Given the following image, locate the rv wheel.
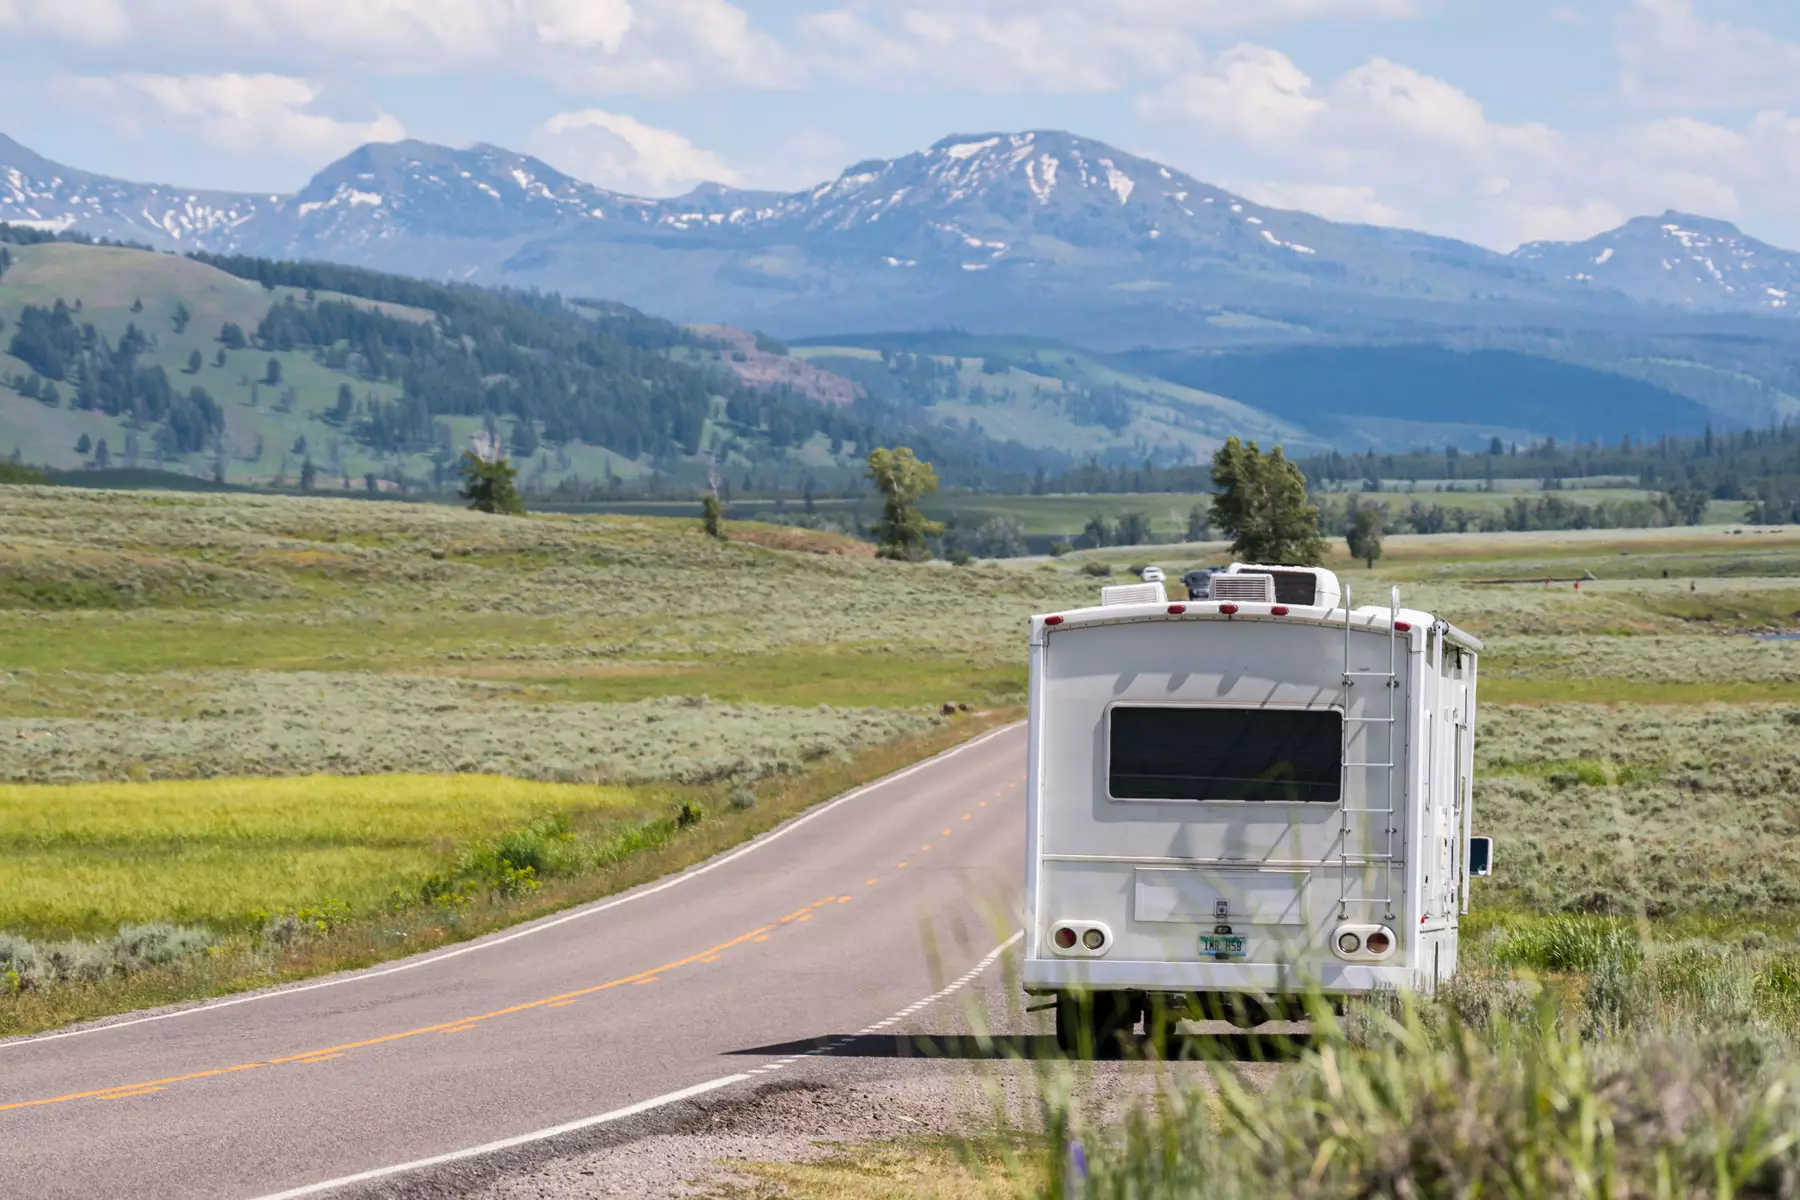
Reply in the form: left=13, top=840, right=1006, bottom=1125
left=1054, top=991, right=1139, bottom=1057
left=1198, top=993, right=1269, bottom=1030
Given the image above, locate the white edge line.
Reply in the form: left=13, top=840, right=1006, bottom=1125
left=244, top=1074, right=753, bottom=1200
left=248, top=929, right=1025, bottom=1200
left=4, top=723, right=1021, bottom=1052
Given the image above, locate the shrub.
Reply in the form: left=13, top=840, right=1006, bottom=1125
left=1488, top=916, right=1644, bottom=973
left=1062, top=989, right=1800, bottom=1198
left=729, top=787, right=757, bottom=811
left=1080, top=561, right=1112, bottom=577
left=0, top=923, right=216, bottom=989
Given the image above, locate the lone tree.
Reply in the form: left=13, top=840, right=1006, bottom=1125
left=1186, top=503, right=1211, bottom=543
left=867, top=446, right=943, bottom=561
left=459, top=430, right=526, bottom=515
left=702, top=456, right=726, bottom=539
left=299, top=456, right=317, bottom=491
left=1210, top=436, right=1324, bottom=565
left=1347, top=505, right=1384, bottom=567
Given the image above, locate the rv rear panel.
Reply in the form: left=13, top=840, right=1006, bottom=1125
left=1023, top=587, right=1480, bottom=1005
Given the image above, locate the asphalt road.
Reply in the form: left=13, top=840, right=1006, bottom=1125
left=0, top=723, right=1028, bottom=1200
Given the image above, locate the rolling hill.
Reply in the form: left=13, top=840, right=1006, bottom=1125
left=0, top=235, right=1060, bottom=485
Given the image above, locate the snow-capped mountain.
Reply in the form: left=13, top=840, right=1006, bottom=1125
left=0, top=132, right=281, bottom=246
left=5, top=129, right=1795, bottom=338
left=1511, top=212, right=1800, bottom=314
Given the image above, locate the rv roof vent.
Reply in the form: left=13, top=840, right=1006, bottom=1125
left=1210, top=573, right=1276, bottom=603
left=1101, top=581, right=1168, bottom=607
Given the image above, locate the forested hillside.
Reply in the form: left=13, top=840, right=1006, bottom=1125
left=0, top=231, right=1052, bottom=490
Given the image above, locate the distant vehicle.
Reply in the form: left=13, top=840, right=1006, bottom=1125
left=1180, top=567, right=1219, bottom=599
left=1140, top=566, right=1165, bottom=583
left=1022, top=564, right=1491, bottom=1051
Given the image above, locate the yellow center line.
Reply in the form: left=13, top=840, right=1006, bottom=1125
left=96, top=1088, right=164, bottom=1101
left=921, top=844, right=932, bottom=851
left=297, top=1054, right=344, bottom=1064
left=865, top=878, right=878, bottom=886
left=961, top=814, right=971, bottom=821
left=897, top=861, right=907, bottom=868
left=2, top=896, right=841, bottom=1115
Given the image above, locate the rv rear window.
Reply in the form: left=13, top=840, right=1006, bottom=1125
left=1108, top=706, right=1342, bottom=803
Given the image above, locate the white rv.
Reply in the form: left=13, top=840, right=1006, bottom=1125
left=1023, top=563, right=1491, bottom=1051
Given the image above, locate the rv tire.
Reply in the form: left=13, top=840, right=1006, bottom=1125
left=1054, top=990, right=1140, bottom=1057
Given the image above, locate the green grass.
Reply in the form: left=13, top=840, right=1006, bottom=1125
left=530, top=650, right=1025, bottom=709
left=0, top=774, right=637, bottom=938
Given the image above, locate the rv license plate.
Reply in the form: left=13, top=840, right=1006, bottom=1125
left=1198, top=935, right=1246, bottom=958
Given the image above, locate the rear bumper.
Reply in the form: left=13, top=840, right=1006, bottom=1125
left=1023, top=955, right=1420, bottom=996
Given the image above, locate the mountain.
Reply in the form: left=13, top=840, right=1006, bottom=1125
left=1512, top=212, right=1800, bottom=315
left=10, top=129, right=1800, bottom=451
left=0, top=129, right=1740, bottom=345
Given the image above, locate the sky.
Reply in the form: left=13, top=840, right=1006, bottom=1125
left=3, top=0, right=1800, bottom=251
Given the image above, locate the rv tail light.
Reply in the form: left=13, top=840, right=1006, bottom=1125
left=1218, top=603, right=1239, bottom=615
left=1394, top=621, right=1412, bottom=632
left=1044, top=615, right=1064, bottom=626
left=1167, top=604, right=1185, bottom=614
left=1271, top=605, right=1289, bottom=616
left=1337, top=932, right=1361, bottom=954
left=1081, top=929, right=1105, bottom=950
left=1053, top=927, right=1077, bottom=950
left=1365, top=930, right=1392, bottom=955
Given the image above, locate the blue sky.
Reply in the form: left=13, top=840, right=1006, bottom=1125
left=4, top=0, right=1799, bottom=250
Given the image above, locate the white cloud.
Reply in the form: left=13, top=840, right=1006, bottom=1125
left=1619, top=0, right=1800, bottom=109
left=77, top=73, right=404, bottom=157
left=800, top=0, right=1414, bottom=91
left=1133, top=44, right=1791, bottom=248
left=529, top=109, right=741, bottom=195
left=0, top=0, right=786, bottom=94
left=1138, top=45, right=1323, bottom=139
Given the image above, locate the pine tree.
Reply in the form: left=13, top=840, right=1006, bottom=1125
left=1347, top=506, right=1384, bottom=567
left=74, top=433, right=92, bottom=455
left=93, top=438, right=110, bottom=469
left=458, top=431, right=525, bottom=515
left=187, top=349, right=203, bottom=374
left=300, top=457, right=317, bottom=490
left=1186, top=503, right=1211, bottom=543
left=265, top=358, right=282, bottom=386
left=1210, top=436, right=1324, bottom=565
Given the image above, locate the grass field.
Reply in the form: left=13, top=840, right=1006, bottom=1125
left=709, top=521, right=1800, bottom=1196
left=8, top=481, right=1800, bottom=1195
left=0, top=774, right=638, bottom=938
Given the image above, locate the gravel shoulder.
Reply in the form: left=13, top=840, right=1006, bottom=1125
left=390, top=957, right=1286, bottom=1200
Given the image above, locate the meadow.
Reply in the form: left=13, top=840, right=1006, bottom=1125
left=7, top=485, right=1800, bottom=1194
left=715, top=525, right=1800, bottom=1198
left=0, top=484, right=1061, bottom=1027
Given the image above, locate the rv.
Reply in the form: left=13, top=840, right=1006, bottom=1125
left=1022, top=564, right=1492, bottom=1051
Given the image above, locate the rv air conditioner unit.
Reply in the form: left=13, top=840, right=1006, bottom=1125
left=1101, top=581, right=1168, bottom=606
left=1207, top=573, right=1276, bottom=603
left=1223, top=564, right=1342, bottom=609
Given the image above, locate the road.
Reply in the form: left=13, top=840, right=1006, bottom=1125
left=0, top=723, right=1028, bottom=1200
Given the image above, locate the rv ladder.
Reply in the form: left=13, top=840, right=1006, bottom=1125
left=1338, top=584, right=1401, bottom=921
